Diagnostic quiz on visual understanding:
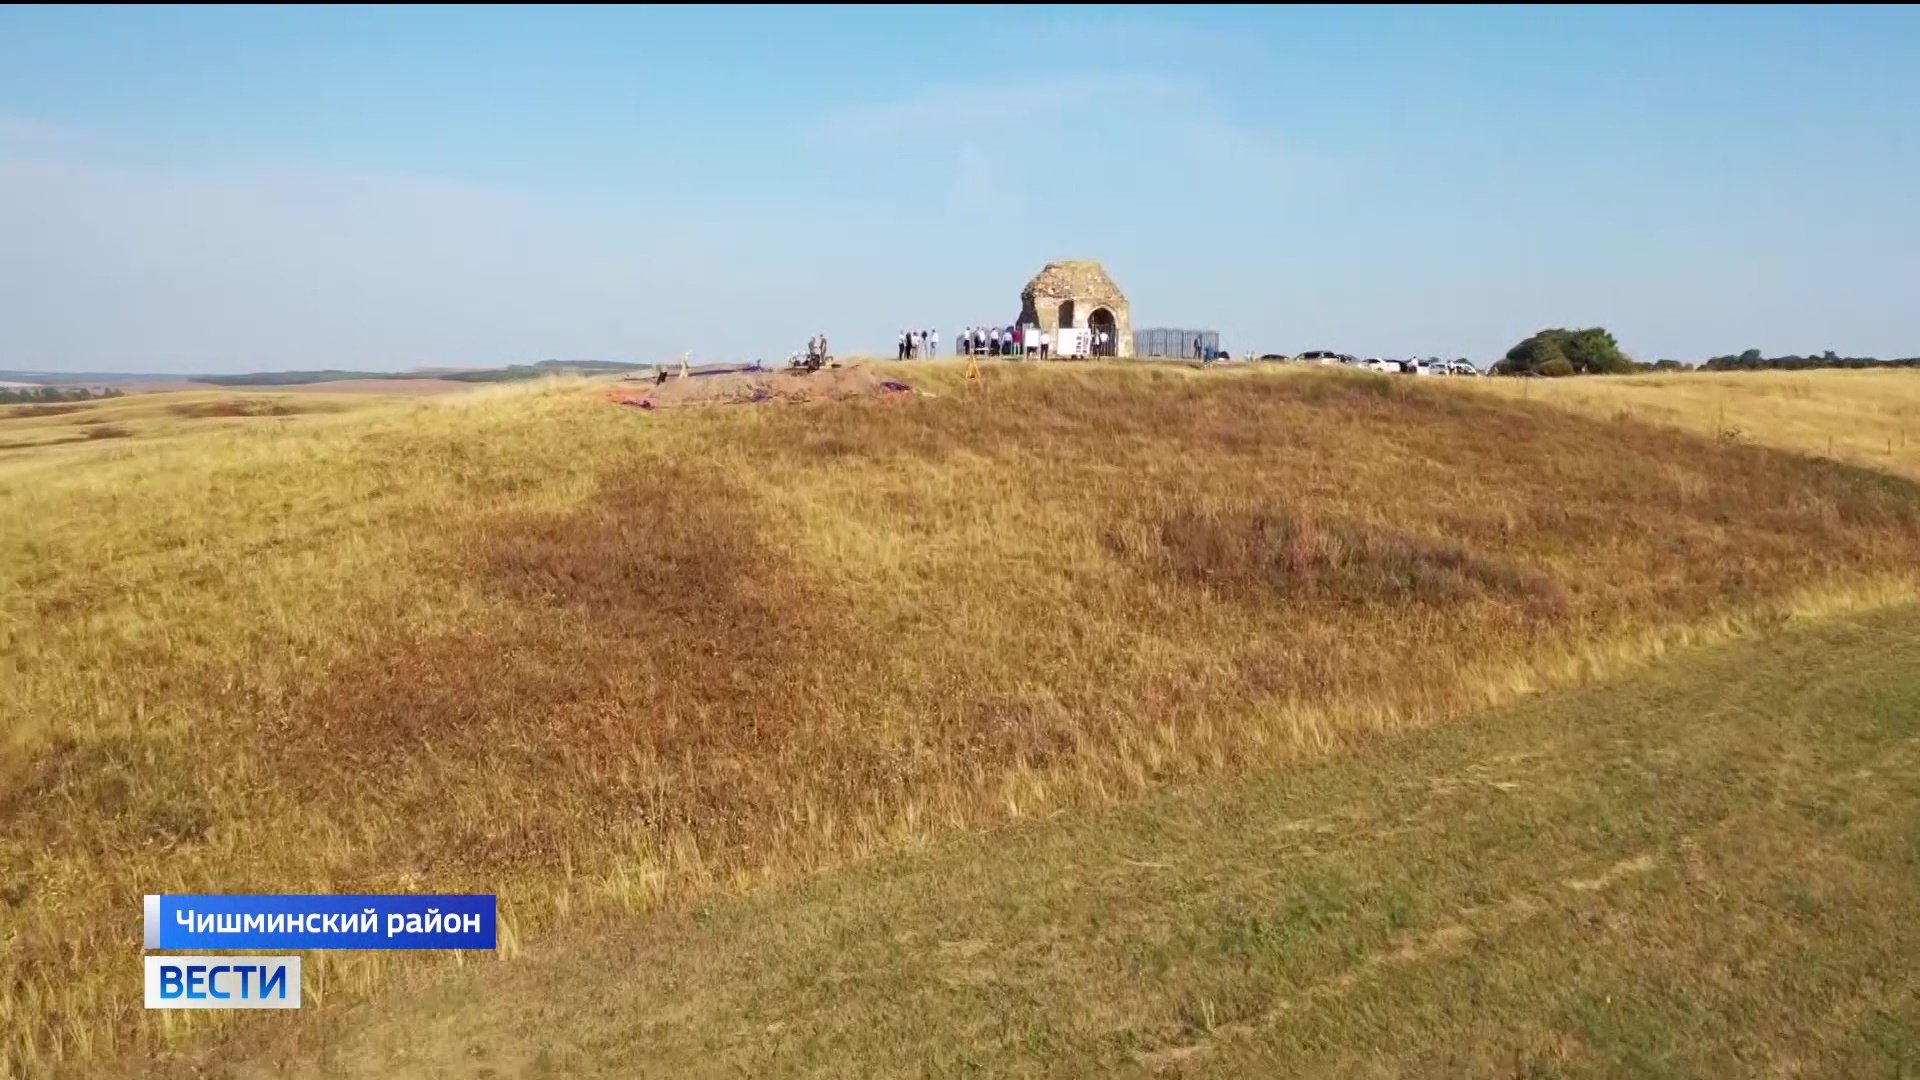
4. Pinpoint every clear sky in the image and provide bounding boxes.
[2,4,1917,373]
